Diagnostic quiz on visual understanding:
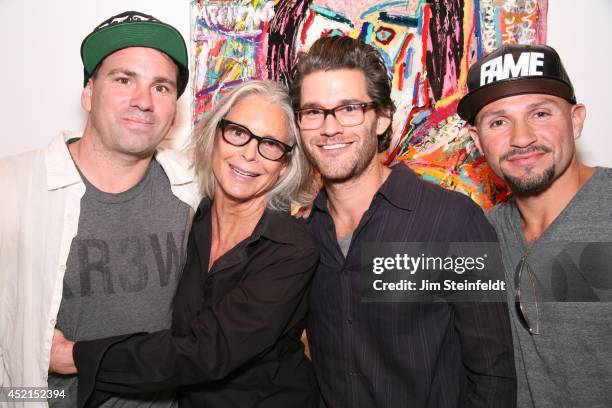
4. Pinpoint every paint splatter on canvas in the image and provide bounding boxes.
[191,0,548,209]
